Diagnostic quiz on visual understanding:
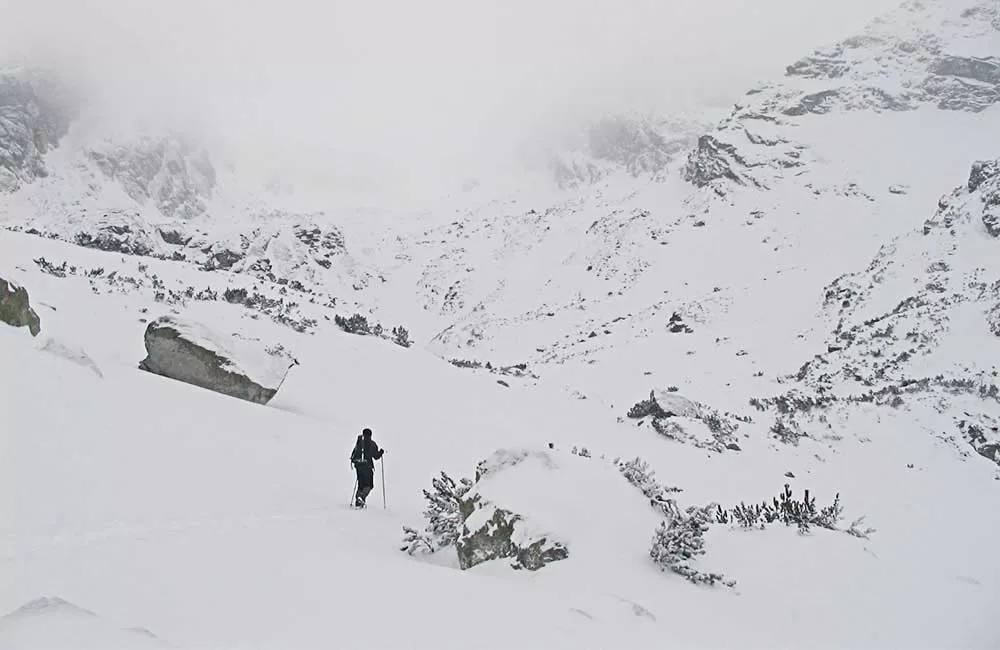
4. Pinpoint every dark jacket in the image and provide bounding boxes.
[351,436,383,467]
